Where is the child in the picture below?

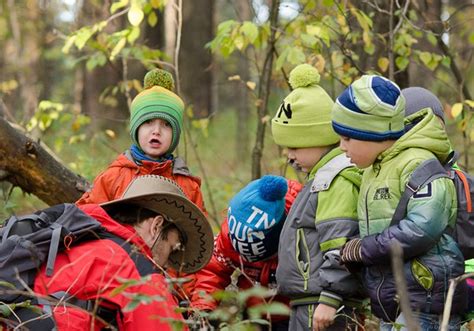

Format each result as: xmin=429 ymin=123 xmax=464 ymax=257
xmin=76 ymin=68 xmax=205 ymax=300
xmin=77 ymin=68 xmax=206 ymax=214
xmin=403 ymin=86 xmax=474 ymax=322
xmin=271 ymin=64 xmax=365 ymax=331
xmin=402 ymin=86 xmax=445 ymax=132
xmin=332 ymin=75 xmax=467 ymax=329
xmin=191 ymin=175 xmax=302 ymax=330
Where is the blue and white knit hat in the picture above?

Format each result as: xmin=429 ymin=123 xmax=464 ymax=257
xmin=227 ymin=175 xmax=288 ymax=262
xmin=332 ymin=75 xmax=406 ymax=141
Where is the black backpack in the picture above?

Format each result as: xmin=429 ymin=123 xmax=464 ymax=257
xmin=0 ymin=203 xmax=156 ymax=330
xmin=391 ymin=152 xmax=474 ymax=258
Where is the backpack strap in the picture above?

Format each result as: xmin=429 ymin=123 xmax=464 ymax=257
xmin=1 ymin=213 xmax=48 ymax=243
xmin=390 ymin=158 xmax=449 ymax=226
xmin=46 ymin=223 xmax=63 ymax=277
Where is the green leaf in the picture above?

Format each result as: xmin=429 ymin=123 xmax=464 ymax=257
xmin=127 ymin=26 xmax=140 ymax=44
xmin=240 ymin=21 xmax=259 ymax=43
xmin=110 ymin=38 xmax=127 ymax=60
xmin=364 ymin=43 xmax=375 ymax=55
xmin=469 ymin=32 xmax=474 ymax=45
xmin=62 ymin=35 xmax=77 ymax=54
xmin=465 ymin=100 xmax=474 ymax=108
xmin=0 ymin=281 xmax=16 ymax=290
xmin=419 ymin=51 xmax=432 ymax=66
xmin=301 ymin=33 xmax=318 ymax=48
xmin=110 ymin=0 xmax=129 ymax=14
xmin=441 ymin=56 xmax=451 ymax=68
xmin=427 ymin=33 xmax=437 ymax=46
xmin=128 ymin=4 xmax=144 ymax=26
xmin=74 ymin=27 xmax=95 ymax=50
xmin=148 ymin=11 xmax=158 ymax=27
xmin=395 ymin=56 xmax=409 ymax=70
xmin=323 ymin=0 xmax=334 ymax=6
xmin=275 ymin=47 xmax=290 ymax=70
xmin=287 ymin=47 xmax=306 ymax=65
xmin=377 ymin=57 xmax=390 ymax=72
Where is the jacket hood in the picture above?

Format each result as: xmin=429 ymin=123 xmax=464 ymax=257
xmin=377 ymin=108 xmax=451 ymax=165
xmin=78 ymin=204 xmax=153 ymax=258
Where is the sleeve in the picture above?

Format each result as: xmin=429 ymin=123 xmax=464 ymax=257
xmin=76 ymin=168 xmax=119 ymax=205
xmin=121 ymin=274 xmax=187 ymax=330
xmin=191 ymin=231 xmax=236 ymax=311
xmin=315 ymin=177 xmax=362 ymax=308
xmin=361 ymin=176 xmax=455 ymax=265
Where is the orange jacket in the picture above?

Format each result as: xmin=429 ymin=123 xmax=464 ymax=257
xmin=77 ymin=151 xmax=206 ymax=214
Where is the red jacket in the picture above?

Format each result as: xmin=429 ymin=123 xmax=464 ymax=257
xmin=77 ymin=152 xmax=206 ymax=214
xmin=191 ymin=180 xmax=302 ymax=316
xmin=33 ymin=204 xmax=187 ymax=331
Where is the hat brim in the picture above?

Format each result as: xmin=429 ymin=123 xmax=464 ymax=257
xmin=101 ymin=192 xmax=213 ymax=273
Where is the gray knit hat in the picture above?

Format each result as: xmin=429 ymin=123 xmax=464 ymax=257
xmin=402 ymin=87 xmax=445 ymax=122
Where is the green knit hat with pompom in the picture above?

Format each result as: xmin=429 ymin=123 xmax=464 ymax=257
xmin=271 ymin=64 xmax=339 ymax=148
xmin=130 ymin=68 xmax=184 ymax=156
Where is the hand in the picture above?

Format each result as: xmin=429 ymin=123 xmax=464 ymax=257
xmin=312 ymin=304 xmax=337 ymax=331
xmin=340 ymin=238 xmax=363 ymax=264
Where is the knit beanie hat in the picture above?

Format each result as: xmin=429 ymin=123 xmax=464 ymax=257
xmin=227 ymin=175 xmax=288 ymax=262
xmin=402 ymin=87 xmax=445 ymax=121
xmin=332 ymin=75 xmax=405 ymax=141
xmin=130 ymin=69 xmax=185 ymax=155
xmin=271 ymin=64 xmax=339 ymax=148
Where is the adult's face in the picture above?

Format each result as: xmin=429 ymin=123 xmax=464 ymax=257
xmin=151 ymin=227 xmax=181 ymax=268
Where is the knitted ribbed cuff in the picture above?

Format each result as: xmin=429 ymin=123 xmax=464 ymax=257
xmin=318 ymin=291 xmax=343 ymax=309
xmin=341 ymin=238 xmax=362 ymax=263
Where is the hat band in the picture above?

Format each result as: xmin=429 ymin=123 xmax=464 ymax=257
xmin=332 ymin=121 xmax=404 ymax=141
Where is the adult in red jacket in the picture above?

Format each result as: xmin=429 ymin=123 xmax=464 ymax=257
xmin=191 ymin=175 xmax=302 ymax=330
xmin=34 ymin=175 xmax=213 ymax=330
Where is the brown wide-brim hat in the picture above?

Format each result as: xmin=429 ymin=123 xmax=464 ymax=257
xmin=101 ymin=175 xmax=213 ymax=273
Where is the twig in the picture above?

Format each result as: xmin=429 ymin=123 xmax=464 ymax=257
xmin=390 ymin=240 xmax=420 ymax=331
xmin=441 ymin=272 xmax=474 ymax=331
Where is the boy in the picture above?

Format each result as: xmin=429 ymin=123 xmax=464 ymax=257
xmin=76 ymin=68 xmax=205 ymax=300
xmin=77 ymin=68 xmax=206 ymax=214
xmin=191 ymin=175 xmax=302 ymax=330
xmin=332 ymin=75 xmax=467 ymax=329
xmin=271 ymin=64 xmax=364 ymax=331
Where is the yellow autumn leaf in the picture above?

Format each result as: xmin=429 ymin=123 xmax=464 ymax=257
xmin=451 ymin=103 xmax=463 ymax=118
xmin=465 ymin=100 xmax=474 ymax=108
xmin=378 ymin=57 xmax=390 ymax=73
xmin=314 ymin=54 xmax=326 ymax=73
xmin=246 ymin=81 xmax=256 ymax=90
xmin=128 ymin=5 xmax=144 ymax=27
xmin=105 ymin=129 xmax=116 ymax=138
xmin=228 ymin=75 xmax=241 ymax=81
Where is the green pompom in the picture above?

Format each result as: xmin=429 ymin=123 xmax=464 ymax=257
xmin=288 ymin=64 xmax=320 ymax=89
xmin=143 ymin=68 xmax=175 ymax=91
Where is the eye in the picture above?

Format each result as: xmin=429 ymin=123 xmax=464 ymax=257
xmin=164 ymin=121 xmax=172 ymax=128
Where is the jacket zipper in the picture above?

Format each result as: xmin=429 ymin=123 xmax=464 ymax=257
xmin=376 ymin=267 xmax=393 ymax=322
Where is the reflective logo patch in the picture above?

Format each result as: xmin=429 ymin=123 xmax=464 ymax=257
xmin=413 ymin=182 xmax=432 ymax=199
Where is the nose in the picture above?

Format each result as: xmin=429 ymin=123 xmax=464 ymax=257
xmin=151 ymin=122 xmax=162 ymax=134
xmin=287 ymin=148 xmax=296 ymax=160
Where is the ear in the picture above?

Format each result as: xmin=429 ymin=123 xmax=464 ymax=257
xmin=150 ymin=215 xmax=165 ymax=239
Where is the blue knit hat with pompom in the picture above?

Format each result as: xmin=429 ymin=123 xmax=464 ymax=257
xmin=272 ymin=64 xmax=340 ymax=148
xmin=227 ymin=175 xmax=288 ymax=262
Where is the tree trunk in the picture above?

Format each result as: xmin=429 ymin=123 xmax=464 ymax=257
xmin=178 ymin=0 xmax=214 ymax=118
xmin=235 ymin=0 xmax=252 ymax=163
xmin=251 ymin=0 xmax=280 ymax=179
xmin=0 ymin=116 xmax=89 ymax=205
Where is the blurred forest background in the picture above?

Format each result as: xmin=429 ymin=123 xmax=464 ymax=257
xmin=0 ymin=0 xmax=472 ymax=228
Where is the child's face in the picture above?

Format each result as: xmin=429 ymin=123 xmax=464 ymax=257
xmin=286 ymin=146 xmax=329 ymax=173
xmin=138 ymin=118 xmax=173 ymax=159
xmin=339 ymin=136 xmax=386 ymax=168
